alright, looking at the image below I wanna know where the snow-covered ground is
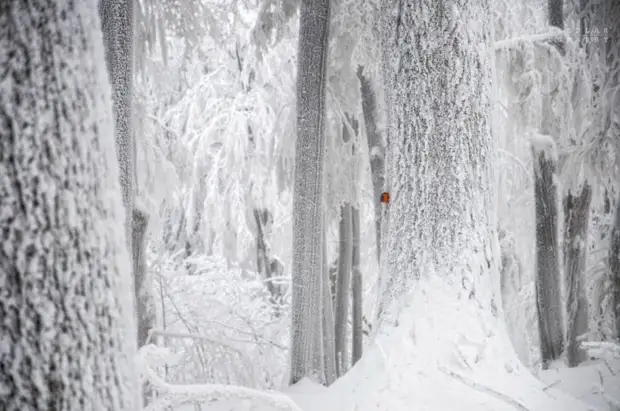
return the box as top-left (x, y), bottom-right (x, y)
top-left (151, 344), bottom-right (620, 411)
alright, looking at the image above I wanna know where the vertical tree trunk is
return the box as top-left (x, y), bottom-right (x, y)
top-left (99, 0), bottom-right (135, 244)
top-left (134, 208), bottom-right (153, 347)
top-left (376, 0), bottom-right (497, 340)
top-left (357, 66), bottom-right (385, 262)
top-left (0, 1), bottom-right (139, 409)
top-left (531, 140), bottom-right (564, 368)
top-left (99, 0), bottom-right (153, 369)
top-left (254, 208), bottom-right (281, 313)
top-left (564, 184), bottom-right (592, 366)
top-left (610, 199), bottom-right (620, 337)
top-left (548, 0), bottom-right (564, 29)
top-left (334, 205), bottom-right (352, 376)
top-left (132, 207), bottom-right (155, 403)
top-left (289, 0), bottom-right (331, 385)
top-left (322, 232), bottom-right (337, 385)
top-left (351, 206), bottom-right (363, 365)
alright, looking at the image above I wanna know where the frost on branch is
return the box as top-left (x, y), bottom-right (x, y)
top-left (138, 344), bottom-right (302, 411)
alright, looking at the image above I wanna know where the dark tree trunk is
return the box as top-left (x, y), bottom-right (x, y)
top-left (563, 184), bottom-right (592, 366)
top-left (610, 198), bottom-right (620, 337)
top-left (532, 143), bottom-right (564, 368)
top-left (289, 0), bottom-right (331, 385)
top-left (351, 206), bottom-right (363, 365)
top-left (253, 208), bottom-right (281, 313)
top-left (357, 66), bottom-right (385, 262)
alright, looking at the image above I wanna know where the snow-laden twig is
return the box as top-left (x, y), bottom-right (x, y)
top-left (494, 30), bottom-right (567, 51)
top-left (439, 366), bottom-right (531, 411)
top-left (138, 344), bottom-right (303, 411)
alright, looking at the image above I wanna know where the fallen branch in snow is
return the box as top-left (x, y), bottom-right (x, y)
top-left (542, 380), bottom-right (561, 391)
top-left (138, 344), bottom-right (303, 411)
top-left (494, 30), bottom-right (567, 51)
top-left (439, 366), bottom-right (531, 411)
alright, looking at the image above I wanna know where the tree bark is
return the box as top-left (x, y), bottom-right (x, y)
top-left (322, 232), bottom-right (337, 385)
top-left (351, 206), bottom-right (363, 365)
top-left (563, 184), bottom-right (592, 366)
top-left (99, 0), bottom-right (135, 245)
top-left (376, 0), bottom-right (498, 343)
top-left (289, 0), bottom-right (330, 385)
top-left (610, 198), bottom-right (620, 337)
top-left (254, 208), bottom-right (281, 313)
top-left (334, 205), bottom-right (352, 376)
top-left (357, 66), bottom-right (385, 262)
top-left (531, 142), bottom-right (564, 368)
top-left (0, 1), bottom-right (139, 409)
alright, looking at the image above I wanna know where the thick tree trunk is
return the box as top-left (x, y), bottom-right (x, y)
top-left (334, 204), bottom-right (352, 376)
top-left (376, 0), bottom-right (497, 344)
top-left (563, 184), bottom-right (592, 366)
top-left (0, 1), bottom-right (139, 409)
top-left (531, 141), bottom-right (564, 368)
top-left (610, 198), bottom-right (620, 337)
top-left (289, 0), bottom-right (330, 385)
top-left (351, 206), bottom-right (363, 365)
top-left (357, 66), bottom-right (385, 262)
top-left (99, 0), bottom-right (135, 245)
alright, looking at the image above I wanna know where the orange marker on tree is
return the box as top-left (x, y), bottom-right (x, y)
top-left (380, 192), bottom-right (390, 204)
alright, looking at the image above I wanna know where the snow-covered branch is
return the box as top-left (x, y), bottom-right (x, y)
top-left (138, 344), bottom-right (303, 411)
top-left (494, 30), bottom-right (567, 51)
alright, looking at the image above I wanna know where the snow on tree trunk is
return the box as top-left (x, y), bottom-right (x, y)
top-left (99, 0), bottom-right (135, 244)
top-left (134, 208), bottom-right (153, 347)
top-left (319, 3), bottom-right (592, 409)
top-left (610, 198), bottom-right (620, 337)
top-left (357, 66), bottom-right (385, 262)
top-left (334, 205), bottom-right (352, 376)
top-left (133, 207), bottom-right (155, 403)
top-left (531, 136), bottom-right (564, 368)
top-left (322, 233), bottom-right (337, 385)
top-left (289, 0), bottom-right (331, 385)
top-left (351, 206), bottom-right (363, 366)
top-left (0, 1), bottom-right (139, 409)
top-left (375, 0), bottom-right (500, 350)
top-left (563, 184), bottom-right (592, 366)
top-left (254, 208), bottom-right (281, 313)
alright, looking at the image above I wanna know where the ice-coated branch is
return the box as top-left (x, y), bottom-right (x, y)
top-left (494, 30), bottom-right (567, 51)
top-left (138, 345), bottom-right (303, 411)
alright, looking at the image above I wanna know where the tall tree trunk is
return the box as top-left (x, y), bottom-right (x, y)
top-left (376, 0), bottom-right (497, 342)
top-left (322, 232), bottom-right (337, 385)
top-left (564, 185), bottom-right (592, 366)
top-left (99, 0), bottom-right (135, 244)
top-left (134, 208), bottom-right (153, 347)
top-left (532, 140), bottom-right (564, 368)
top-left (351, 206), bottom-right (363, 365)
top-left (334, 204), bottom-right (352, 376)
top-left (357, 66), bottom-right (385, 262)
top-left (0, 1), bottom-right (139, 409)
top-left (289, 0), bottom-right (330, 385)
top-left (254, 208), bottom-right (281, 313)
top-left (611, 198), bottom-right (620, 337)
top-left (99, 0), bottom-right (152, 366)
top-left (133, 207), bottom-right (154, 403)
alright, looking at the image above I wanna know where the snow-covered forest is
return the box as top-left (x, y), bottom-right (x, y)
top-left (1, 0), bottom-right (620, 410)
